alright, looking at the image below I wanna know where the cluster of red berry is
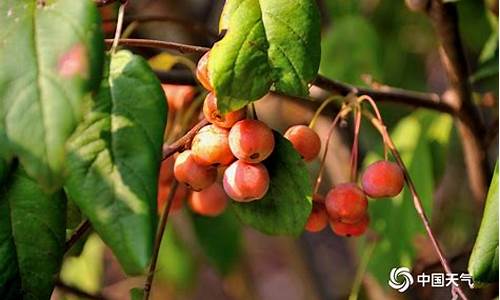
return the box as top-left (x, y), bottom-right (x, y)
top-left (305, 160), bottom-right (405, 237)
top-left (158, 52), bottom-right (276, 218)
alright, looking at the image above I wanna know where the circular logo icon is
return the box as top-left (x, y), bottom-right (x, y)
top-left (388, 267), bottom-right (414, 292)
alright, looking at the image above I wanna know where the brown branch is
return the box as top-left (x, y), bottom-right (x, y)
top-left (102, 15), bottom-right (218, 38)
top-left (143, 180), bottom-right (179, 300)
top-left (55, 279), bottom-right (107, 300)
top-left (64, 220), bottom-right (91, 253)
top-left (426, 0), bottom-right (489, 204)
top-left (365, 111), bottom-right (469, 300)
top-left (313, 75), bottom-right (456, 115)
top-left (94, 0), bottom-right (126, 7)
top-left (162, 118), bottom-right (209, 160)
top-left (104, 38), bottom-right (210, 54)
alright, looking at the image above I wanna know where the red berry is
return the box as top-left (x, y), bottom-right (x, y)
top-left (203, 93), bottom-right (246, 128)
top-left (284, 125), bottom-right (321, 161)
top-left (229, 120), bottom-right (275, 163)
top-left (188, 183), bottom-right (228, 217)
top-left (157, 184), bottom-right (188, 214)
top-left (158, 156), bottom-right (175, 186)
top-left (196, 51), bottom-right (212, 91)
top-left (325, 183), bottom-right (368, 224)
top-left (305, 201), bottom-right (329, 232)
top-left (161, 84), bottom-right (196, 111)
top-left (330, 214), bottom-right (369, 237)
top-left (223, 160), bottom-right (270, 202)
top-left (174, 150), bottom-right (217, 191)
top-left (191, 125), bottom-right (235, 167)
top-left (361, 160), bottom-right (404, 198)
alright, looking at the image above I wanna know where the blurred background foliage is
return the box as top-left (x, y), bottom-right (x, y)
top-left (57, 0), bottom-right (498, 299)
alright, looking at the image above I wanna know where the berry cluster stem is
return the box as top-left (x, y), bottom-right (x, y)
top-left (143, 180), bottom-right (179, 300)
top-left (363, 110), bottom-right (469, 300)
top-left (308, 95), bottom-right (342, 129)
top-left (349, 107), bottom-right (362, 182)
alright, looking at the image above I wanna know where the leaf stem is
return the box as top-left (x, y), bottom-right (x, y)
top-left (363, 110), bottom-right (469, 300)
top-left (64, 220), bottom-right (91, 253)
top-left (111, 3), bottom-right (126, 54)
top-left (143, 180), bottom-right (179, 300)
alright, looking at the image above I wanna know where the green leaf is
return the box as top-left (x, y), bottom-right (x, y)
top-left (232, 132), bottom-right (312, 236)
top-left (363, 112), bottom-right (434, 286)
top-left (209, 0), bottom-right (321, 112)
top-left (130, 288), bottom-right (144, 300)
top-left (0, 132), bottom-right (12, 184)
top-left (320, 15), bottom-right (382, 86)
top-left (157, 225), bottom-right (197, 290)
top-left (190, 210), bottom-right (241, 274)
top-left (60, 234), bottom-right (105, 295)
top-left (468, 161), bottom-right (499, 286)
top-left (64, 50), bottom-right (167, 275)
top-left (0, 0), bottom-right (104, 190)
top-left (0, 166), bottom-right (66, 300)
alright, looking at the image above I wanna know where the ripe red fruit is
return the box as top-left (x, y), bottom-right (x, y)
top-left (361, 160), bottom-right (404, 198)
top-left (284, 125), bottom-right (321, 161)
top-left (191, 125), bottom-right (235, 167)
top-left (161, 84), bottom-right (196, 111)
top-left (188, 183), bottom-right (228, 217)
top-left (158, 156), bottom-right (175, 186)
top-left (157, 184), bottom-right (188, 214)
top-left (229, 120), bottom-right (275, 163)
top-left (305, 201), bottom-right (329, 232)
top-left (173, 150), bottom-right (217, 191)
top-left (330, 214), bottom-right (369, 237)
top-left (203, 93), bottom-right (246, 128)
top-left (325, 183), bottom-right (368, 224)
top-left (223, 160), bottom-right (270, 202)
top-left (196, 51), bottom-right (212, 91)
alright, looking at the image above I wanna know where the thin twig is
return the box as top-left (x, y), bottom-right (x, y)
top-left (162, 118), bottom-right (209, 160)
top-left (55, 279), bottom-right (107, 300)
top-left (102, 15), bottom-right (218, 38)
top-left (364, 111), bottom-right (469, 300)
top-left (104, 38), bottom-right (209, 54)
top-left (143, 180), bottom-right (179, 300)
top-left (313, 75), bottom-right (455, 114)
top-left (64, 220), bottom-right (91, 253)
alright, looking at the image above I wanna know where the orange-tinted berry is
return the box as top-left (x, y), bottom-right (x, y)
top-left (223, 160), bottom-right (270, 202)
top-left (158, 156), bottom-right (175, 186)
top-left (325, 183), bottom-right (368, 224)
top-left (157, 184), bottom-right (188, 214)
top-left (305, 201), bottom-right (329, 232)
top-left (174, 150), bottom-right (217, 191)
top-left (191, 125), bottom-right (235, 167)
top-left (188, 183), bottom-right (228, 217)
top-left (196, 51), bottom-right (212, 91)
top-left (330, 214), bottom-right (369, 237)
top-left (284, 125), bottom-right (321, 161)
top-left (203, 93), bottom-right (246, 128)
top-left (161, 84), bottom-right (196, 111)
top-left (361, 160), bottom-right (404, 198)
top-left (229, 120), bottom-right (275, 164)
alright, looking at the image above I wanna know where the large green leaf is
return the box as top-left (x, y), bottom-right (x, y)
top-left (190, 210), bottom-right (241, 274)
top-left (232, 132), bottom-right (312, 236)
top-left (0, 0), bottom-right (104, 190)
top-left (363, 112), bottom-right (434, 285)
top-left (0, 166), bottom-right (66, 300)
top-left (64, 50), bottom-right (167, 275)
top-left (468, 161), bottom-right (499, 285)
top-left (0, 132), bottom-right (12, 184)
top-left (209, 0), bottom-right (321, 112)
